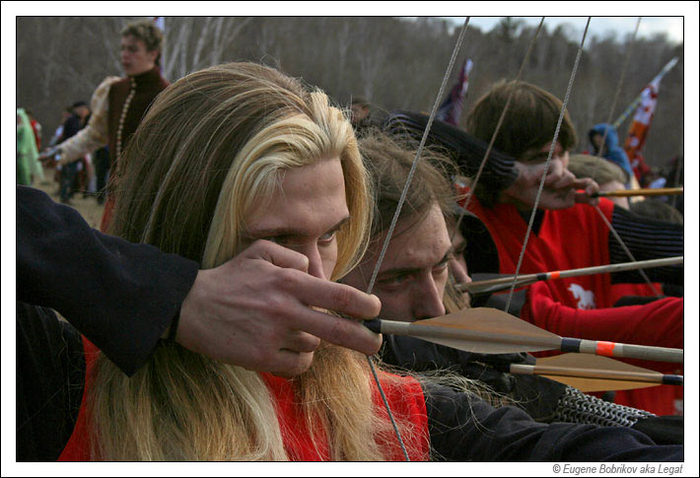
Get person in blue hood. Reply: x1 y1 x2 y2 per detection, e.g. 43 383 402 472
588 123 634 187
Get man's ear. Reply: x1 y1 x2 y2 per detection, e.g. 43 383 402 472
147 49 160 64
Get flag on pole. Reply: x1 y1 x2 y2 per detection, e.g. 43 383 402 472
622 58 678 184
623 78 657 182
613 57 678 129
436 58 473 126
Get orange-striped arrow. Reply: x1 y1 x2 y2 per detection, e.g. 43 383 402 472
364 307 683 363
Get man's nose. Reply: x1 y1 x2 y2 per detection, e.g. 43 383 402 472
448 257 471 286
413 276 446 320
301 244 326 280
546 157 576 189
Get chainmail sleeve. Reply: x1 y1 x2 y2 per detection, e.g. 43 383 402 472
553 385 653 427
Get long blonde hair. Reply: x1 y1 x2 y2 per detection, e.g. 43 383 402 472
90 62 423 460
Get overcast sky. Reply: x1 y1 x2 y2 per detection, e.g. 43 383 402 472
448 16 684 44
1 2 693 45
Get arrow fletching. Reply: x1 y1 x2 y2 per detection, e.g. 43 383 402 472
509 353 683 392
365 307 683 363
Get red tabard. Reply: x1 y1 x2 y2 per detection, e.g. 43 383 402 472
464 195 683 415
260 372 430 461
59 342 430 461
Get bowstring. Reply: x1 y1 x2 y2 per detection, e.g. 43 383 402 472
453 18 546 237
364 17 471 461
444 16 549 309
593 205 662 296
589 18 641 179
586 17 662 297
505 18 592 313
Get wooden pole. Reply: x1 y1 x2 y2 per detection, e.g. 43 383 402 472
593 187 683 198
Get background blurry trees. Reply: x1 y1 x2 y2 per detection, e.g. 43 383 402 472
16 16 684 167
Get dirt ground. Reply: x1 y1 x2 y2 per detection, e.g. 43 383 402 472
33 169 106 229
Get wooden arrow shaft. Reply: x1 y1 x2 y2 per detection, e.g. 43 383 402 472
375 319 561 349
509 363 682 385
459 256 683 295
562 337 683 363
365 316 684 363
594 187 683 198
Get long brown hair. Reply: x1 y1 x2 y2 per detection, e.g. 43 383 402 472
359 130 458 244
90 62 423 460
356 132 506 414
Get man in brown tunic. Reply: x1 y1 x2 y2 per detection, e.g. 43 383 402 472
45 20 169 230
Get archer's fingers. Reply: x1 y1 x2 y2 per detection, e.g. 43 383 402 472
574 178 600 205
291 276 382 320
282 330 322 354
573 177 600 194
244 239 310 272
268 350 316 378
289 305 382 355
575 192 600 206
278 294 382 355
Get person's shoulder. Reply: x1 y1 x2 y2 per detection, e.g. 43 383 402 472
95 76 124 99
97 75 123 90
105 76 134 101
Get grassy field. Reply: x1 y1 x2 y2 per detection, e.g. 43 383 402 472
33 169 106 229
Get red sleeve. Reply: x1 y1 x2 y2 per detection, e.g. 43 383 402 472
521 282 683 349
58 338 100 461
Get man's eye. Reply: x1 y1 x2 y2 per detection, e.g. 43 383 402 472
377 275 409 288
433 262 449 276
265 236 290 246
319 230 337 245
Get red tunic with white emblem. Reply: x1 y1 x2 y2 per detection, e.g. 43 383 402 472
465 196 682 415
